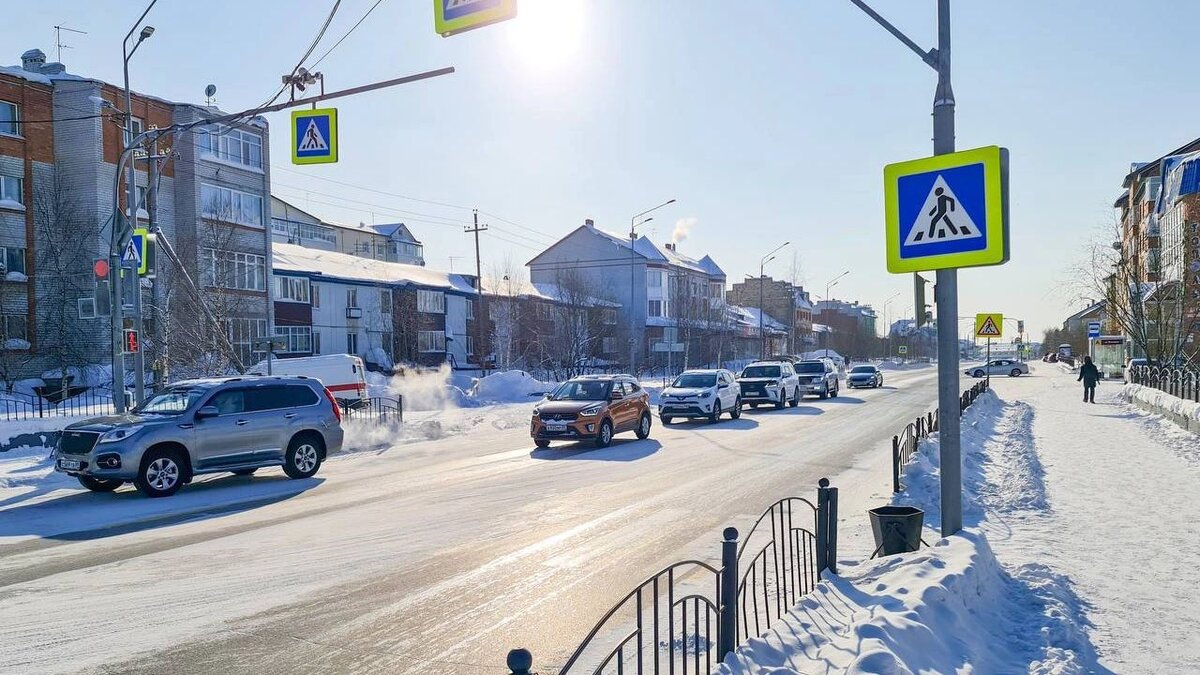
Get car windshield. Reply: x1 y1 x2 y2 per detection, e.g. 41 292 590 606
850 366 876 373
135 387 205 415
795 362 824 374
742 365 780 378
672 373 717 388
549 380 610 401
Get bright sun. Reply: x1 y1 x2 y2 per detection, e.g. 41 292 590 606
509 0 586 72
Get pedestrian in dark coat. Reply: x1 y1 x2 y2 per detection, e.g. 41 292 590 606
1078 355 1100 403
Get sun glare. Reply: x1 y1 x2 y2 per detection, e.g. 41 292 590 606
509 0 586 72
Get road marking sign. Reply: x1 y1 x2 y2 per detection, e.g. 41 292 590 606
121 238 141 268
291 108 338 165
435 0 518 37
975 313 1003 338
1087 321 1101 338
885 145 1010 273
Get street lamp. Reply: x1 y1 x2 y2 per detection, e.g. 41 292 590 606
819 271 850 357
628 198 675 374
758 241 790 359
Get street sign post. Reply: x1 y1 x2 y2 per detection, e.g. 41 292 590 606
291 108 339 165
120 237 142 270
434 0 518 37
884 145 1010 274
1087 321 1101 339
898 345 908 356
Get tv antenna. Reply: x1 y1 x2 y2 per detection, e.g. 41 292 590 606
54 24 87 62
204 84 217 106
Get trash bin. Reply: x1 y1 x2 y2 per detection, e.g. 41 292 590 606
868 505 925 557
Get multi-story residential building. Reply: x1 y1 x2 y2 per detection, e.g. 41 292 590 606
527 219 727 370
270 196 338 250
814 299 879 358
270 196 425 266
271 242 477 370
727 276 816 353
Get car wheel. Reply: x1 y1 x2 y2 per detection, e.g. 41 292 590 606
831 382 839 398
819 384 829 400
595 420 614 448
1009 368 1021 377
775 392 786 409
730 399 741 419
635 413 652 439
709 400 722 423
78 475 122 492
789 388 800 407
283 434 323 479
232 468 257 476
660 416 673 425
534 439 551 448
973 369 985 378
878 378 883 388
135 448 184 498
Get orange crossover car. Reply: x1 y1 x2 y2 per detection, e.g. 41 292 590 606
531 375 652 448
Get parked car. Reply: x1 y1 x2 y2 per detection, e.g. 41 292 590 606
659 369 741 424
247 354 368 405
847 364 884 389
794 359 840 399
964 359 1029 378
531 374 651 448
54 376 344 498
737 361 801 409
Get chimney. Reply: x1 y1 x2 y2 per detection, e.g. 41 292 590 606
21 49 46 72
664 242 676 252
584 218 594 229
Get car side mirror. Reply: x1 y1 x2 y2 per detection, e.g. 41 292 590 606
718 383 729 389
195 405 219 420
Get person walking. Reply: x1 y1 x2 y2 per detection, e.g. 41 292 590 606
1078 355 1100 403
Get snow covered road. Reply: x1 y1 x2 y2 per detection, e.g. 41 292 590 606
0 367 941 674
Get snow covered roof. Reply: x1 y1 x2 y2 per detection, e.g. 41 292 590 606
729 304 788 332
1063 300 1105 323
529 220 725 278
272 242 475 293
812 323 832 334
481 277 619 307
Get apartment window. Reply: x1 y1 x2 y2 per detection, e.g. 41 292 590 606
224 317 267 364
648 300 663 317
201 248 266 291
200 183 263 227
647 270 663 287
346 332 359 355
0 246 26 275
466 299 475 319
381 332 393 357
273 276 310 303
129 116 145 139
0 101 18 136
312 331 321 354
347 288 359 308
276 326 312 353
379 288 393 312
418 330 446 352
602 337 617 354
2 315 28 346
0 175 22 206
602 308 617 324
417 289 445 314
198 125 263 169
1148 248 1162 273
311 283 321 308
466 334 475 356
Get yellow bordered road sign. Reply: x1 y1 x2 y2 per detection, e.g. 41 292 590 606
975 313 1004 338
291 108 338 165
884 145 1010 273
435 0 517 37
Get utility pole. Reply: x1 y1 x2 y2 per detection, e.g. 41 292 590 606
466 210 488 376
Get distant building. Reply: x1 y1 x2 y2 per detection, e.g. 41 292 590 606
727 276 815 353
814 299 879 358
271 196 425 266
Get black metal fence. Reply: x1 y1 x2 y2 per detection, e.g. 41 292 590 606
339 396 403 424
891 380 989 493
508 480 839 675
1129 365 1200 402
0 388 119 422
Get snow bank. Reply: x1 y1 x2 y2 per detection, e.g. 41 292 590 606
470 370 554 404
1121 382 1200 424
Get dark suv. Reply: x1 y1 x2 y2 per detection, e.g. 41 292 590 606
54 376 344 497
531 374 652 448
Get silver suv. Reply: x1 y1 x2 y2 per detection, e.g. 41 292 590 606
795 360 839 399
54 376 345 498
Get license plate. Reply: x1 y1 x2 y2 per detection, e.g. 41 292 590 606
58 458 81 471
546 423 567 432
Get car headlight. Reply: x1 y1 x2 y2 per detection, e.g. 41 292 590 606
579 404 602 417
767 380 778 387
97 425 144 444
699 391 712 399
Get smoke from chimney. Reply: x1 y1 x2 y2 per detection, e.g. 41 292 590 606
671 217 698 245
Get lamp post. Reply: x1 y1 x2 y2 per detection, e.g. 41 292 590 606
111 1 157 413
757 242 790 359
821 271 849 357
883 291 901 356
628 198 675 375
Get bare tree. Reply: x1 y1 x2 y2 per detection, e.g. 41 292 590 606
486 255 524 372
538 267 615 380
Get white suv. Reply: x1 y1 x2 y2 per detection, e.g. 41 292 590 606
659 369 742 424
737 361 801 410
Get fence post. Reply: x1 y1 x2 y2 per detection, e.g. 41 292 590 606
827 483 839 575
927 411 934 432
506 648 533 675
398 394 404 423
816 478 830 574
718 526 739 660
891 435 901 493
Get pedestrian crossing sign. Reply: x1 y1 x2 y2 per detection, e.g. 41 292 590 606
884 145 1009 273
291 108 338 165
975 313 1003 338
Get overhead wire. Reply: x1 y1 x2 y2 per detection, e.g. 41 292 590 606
308 0 388 70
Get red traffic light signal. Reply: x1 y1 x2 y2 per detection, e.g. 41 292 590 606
123 329 140 354
94 259 110 279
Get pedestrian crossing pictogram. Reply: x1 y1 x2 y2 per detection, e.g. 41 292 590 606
298 120 328 151
291 108 338 165
903 175 983 246
975 315 1002 338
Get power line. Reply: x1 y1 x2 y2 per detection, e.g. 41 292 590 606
309 0 388 70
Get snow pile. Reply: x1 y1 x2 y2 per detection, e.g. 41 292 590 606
470 370 554 404
5 271 27 282
1121 382 1200 424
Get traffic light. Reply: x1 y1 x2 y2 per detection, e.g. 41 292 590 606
123 329 140 354
1017 320 1025 334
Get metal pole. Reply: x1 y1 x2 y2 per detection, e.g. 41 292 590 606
718 526 739 659
466 210 487 376
759 263 765 359
932 0 962 538
985 337 991 388
630 227 637 376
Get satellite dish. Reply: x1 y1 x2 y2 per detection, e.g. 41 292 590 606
204 84 217 98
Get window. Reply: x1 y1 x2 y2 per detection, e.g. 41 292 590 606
602 308 617 324
273 276 310 303
312 283 321 308
276 326 312 353
346 288 359 308
418 289 445 314
0 101 18 136
418 330 446 352
224 318 267 365
1 246 26 274
466 334 475 356
0 175 22 205
611 382 627 398
347 332 359 355
202 249 266 291
648 300 663 317
245 385 318 412
78 297 97 319
200 183 264 226
312 331 322 354
647 270 663 287
381 332 393 357
379 289 393 312
466 299 475 319
602 337 616 354
129 116 145 139
198 125 263 169
2 315 28 344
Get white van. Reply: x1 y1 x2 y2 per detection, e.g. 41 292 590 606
248 354 369 403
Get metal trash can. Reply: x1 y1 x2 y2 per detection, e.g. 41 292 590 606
868 505 924 557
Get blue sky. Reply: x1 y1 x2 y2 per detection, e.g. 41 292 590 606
5 0 1198 338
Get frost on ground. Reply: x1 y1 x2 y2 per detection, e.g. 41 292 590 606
719 385 1107 675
